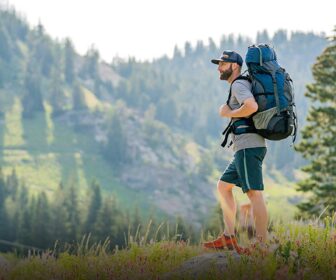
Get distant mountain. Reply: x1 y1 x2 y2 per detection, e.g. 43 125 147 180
0 7 328 226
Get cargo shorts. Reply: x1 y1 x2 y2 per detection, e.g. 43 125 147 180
220 147 267 193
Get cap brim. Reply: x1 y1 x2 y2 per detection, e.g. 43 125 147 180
211 59 222 64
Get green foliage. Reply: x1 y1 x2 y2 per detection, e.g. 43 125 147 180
1 219 336 279
295 30 336 217
79 46 100 80
21 70 45 118
72 82 87 110
0 168 196 253
83 180 102 234
50 67 68 116
64 38 75 84
102 112 129 169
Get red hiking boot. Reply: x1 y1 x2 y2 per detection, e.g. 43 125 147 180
203 233 244 253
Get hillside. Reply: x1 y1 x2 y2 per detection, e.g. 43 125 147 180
0 7 328 229
0 219 335 279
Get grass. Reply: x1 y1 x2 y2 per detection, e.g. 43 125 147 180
3 97 25 147
184 141 201 165
0 100 166 220
0 217 336 279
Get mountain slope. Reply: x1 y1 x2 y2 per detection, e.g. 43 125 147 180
0 7 327 225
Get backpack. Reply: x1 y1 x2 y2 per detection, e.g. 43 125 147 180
221 44 298 148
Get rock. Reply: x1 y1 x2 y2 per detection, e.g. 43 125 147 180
162 251 241 279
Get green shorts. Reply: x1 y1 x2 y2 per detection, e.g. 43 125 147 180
220 147 267 193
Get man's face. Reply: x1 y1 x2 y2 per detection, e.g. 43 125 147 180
218 61 233 80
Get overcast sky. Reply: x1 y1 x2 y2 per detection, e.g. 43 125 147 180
4 0 336 62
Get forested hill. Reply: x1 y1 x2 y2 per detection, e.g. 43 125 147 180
0 7 328 228
112 31 327 174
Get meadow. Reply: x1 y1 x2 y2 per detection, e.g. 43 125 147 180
0 216 335 280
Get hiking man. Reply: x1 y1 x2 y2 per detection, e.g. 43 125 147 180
203 50 268 252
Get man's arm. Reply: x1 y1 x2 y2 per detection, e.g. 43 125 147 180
219 97 258 118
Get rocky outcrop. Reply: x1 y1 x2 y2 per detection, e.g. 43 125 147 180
163 252 241 279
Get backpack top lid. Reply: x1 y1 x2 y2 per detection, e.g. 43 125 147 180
245 44 277 65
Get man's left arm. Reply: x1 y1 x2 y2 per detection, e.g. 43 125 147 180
219 97 258 118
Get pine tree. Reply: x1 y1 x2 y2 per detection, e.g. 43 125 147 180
84 180 102 234
94 196 119 242
30 192 52 248
6 168 19 198
103 113 128 170
295 30 336 217
256 30 270 43
33 22 54 77
64 184 80 241
0 25 11 62
16 185 32 245
64 38 75 84
50 67 67 116
72 82 87 110
22 62 45 118
131 205 142 237
0 169 9 241
173 45 182 60
51 183 68 242
80 45 99 80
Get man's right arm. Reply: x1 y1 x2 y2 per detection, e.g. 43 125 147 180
219 98 258 118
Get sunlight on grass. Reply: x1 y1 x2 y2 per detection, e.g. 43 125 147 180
1 218 336 279
185 142 201 165
44 102 54 145
82 86 101 110
74 152 89 189
2 149 32 166
4 97 24 147
8 153 62 192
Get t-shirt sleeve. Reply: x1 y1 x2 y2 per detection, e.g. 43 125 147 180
231 80 254 106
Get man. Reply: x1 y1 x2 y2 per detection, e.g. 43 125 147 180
203 50 268 253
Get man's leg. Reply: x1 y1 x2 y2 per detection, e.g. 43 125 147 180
246 190 268 242
217 180 236 235
203 180 243 251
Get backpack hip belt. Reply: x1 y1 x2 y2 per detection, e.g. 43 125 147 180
221 118 256 148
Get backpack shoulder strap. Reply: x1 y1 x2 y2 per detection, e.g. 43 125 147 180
226 75 251 105
221 75 254 148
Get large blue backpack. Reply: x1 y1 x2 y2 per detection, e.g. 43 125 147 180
221 44 298 148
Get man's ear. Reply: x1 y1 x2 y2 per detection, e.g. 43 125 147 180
233 63 239 71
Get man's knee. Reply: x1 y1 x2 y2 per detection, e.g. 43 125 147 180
217 180 234 193
246 189 264 200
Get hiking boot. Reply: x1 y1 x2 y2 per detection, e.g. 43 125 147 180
203 234 243 252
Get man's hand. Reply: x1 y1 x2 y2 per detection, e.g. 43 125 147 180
219 104 232 117
219 97 258 118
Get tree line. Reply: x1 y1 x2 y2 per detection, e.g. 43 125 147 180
0 168 201 253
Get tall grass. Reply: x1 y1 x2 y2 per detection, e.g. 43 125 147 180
0 216 336 279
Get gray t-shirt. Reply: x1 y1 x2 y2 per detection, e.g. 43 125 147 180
228 79 266 152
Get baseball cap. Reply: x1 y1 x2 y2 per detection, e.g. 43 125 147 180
211 50 243 66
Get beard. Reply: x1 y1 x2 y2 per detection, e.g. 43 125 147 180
220 65 233 80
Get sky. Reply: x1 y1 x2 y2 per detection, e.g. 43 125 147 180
3 0 336 62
